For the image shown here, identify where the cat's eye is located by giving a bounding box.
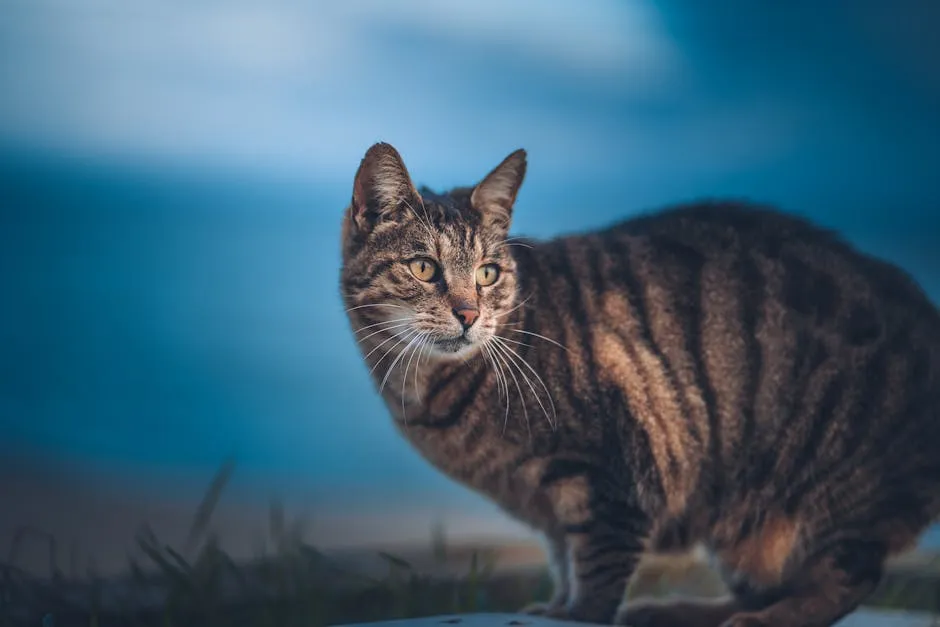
[409,258,439,282]
[476,264,500,287]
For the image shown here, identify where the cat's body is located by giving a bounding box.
[340,143,940,627]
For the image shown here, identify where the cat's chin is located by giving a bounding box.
[430,336,479,358]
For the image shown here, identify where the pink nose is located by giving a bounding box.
[453,307,479,329]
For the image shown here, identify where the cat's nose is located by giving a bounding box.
[453,306,479,330]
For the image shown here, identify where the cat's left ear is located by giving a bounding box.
[350,142,422,233]
[470,149,526,232]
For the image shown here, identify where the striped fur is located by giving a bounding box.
[339,143,940,627]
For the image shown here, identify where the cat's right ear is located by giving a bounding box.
[470,149,527,232]
[350,142,421,233]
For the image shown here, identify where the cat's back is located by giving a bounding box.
[588,200,940,336]
[524,200,940,384]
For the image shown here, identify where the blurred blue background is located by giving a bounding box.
[2,0,939,572]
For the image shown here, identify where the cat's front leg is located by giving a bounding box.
[550,520,643,623]
[520,473,646,624]
[519,529,570,615]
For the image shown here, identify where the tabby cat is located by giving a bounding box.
[339,142,940,627]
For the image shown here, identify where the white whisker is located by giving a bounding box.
[493,293,533,319]
[482,342,511,436]
[403,197,435,239]
[380,330,423,396]
[492,337,557,430]
[505,328,569,351]
[357,321,414,346]
[353,317,414,335]
[497,336,533,349]
[495,236,533,247]
[493,241,533,251]
[480,344,501,402]
[490,338,542,430]
[364,327,413,362]
[413,337,430,401]
[368,329,418,378]
[345,303,405,313]
[415,193,437,234]
[494,339,553,431]
[488,339,530,436]
[400,331,430,421]
[483,343,509,402]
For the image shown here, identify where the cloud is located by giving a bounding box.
[0,0,690,177]
[355,0,680,76]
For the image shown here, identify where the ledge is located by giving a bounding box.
[336,609,937,627]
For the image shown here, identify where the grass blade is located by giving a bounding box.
[185,459,236,555]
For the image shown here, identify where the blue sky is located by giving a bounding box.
[2,0,940,562]
[1,1,681,180]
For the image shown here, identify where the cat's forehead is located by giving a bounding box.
[435,224,482,268]
[407,204,482,264]
[412,191,494,256]
[379,187,506,266]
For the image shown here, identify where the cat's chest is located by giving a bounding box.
[387,381,535,488]
[375,351,559,495]
[397,415,550,520]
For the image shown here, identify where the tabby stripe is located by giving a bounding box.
[611,235,686,484]
[458,362,498,452]
[347,259,397,291]
[561,239,601,415]
[577,542,614,564]
[676,247,722,502]
[539,459,595,487]
[459,418,489,457]
[623,404,667,508]
[755,339,827,487]
[466,222,477,252]
[797,373,846,467]
[801,346,898,497]
[782,374,846,512]
[559,501,647,542]
[581,241,620,437]
[608,326,683,482]
[578,537,644,563]
[530,243,583,422]
[563,522,596,534]
[577,560,634,587]
[434,361,490,429]
[413,362,487,428]
[615,234,703,444]
[423,364,467,406]
[653,237,708,448]
[737,248,765,483]
[578,553,639,582]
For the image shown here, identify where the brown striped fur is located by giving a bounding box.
[339,143,940,627]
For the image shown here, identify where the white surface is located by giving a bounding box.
[337,609,938,627]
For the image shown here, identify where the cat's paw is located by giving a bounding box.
[519,601,561,616]
[519,600,617,623]
[518,602,577,619]
[615,603,680,627]
[616,598,738,627]
[719,613,767,627]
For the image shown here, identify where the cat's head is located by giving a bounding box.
[340,142,526,360]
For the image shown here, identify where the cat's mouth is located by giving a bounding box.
[433,335,473,354]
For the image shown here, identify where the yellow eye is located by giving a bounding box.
[475,263,500,286]
[408,258,438,282]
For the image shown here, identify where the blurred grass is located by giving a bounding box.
[1,461,939,626]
